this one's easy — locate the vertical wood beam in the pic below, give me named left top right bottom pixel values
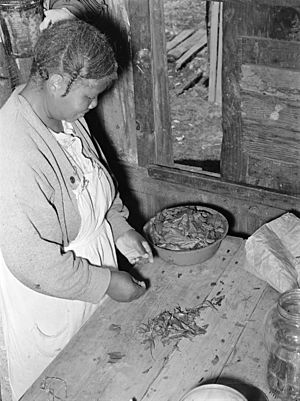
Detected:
left=150, top=0, right=173, bottom=165
left=127, top=0, right=155, bottom=166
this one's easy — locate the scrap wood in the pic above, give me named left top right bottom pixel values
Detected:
left=176, top=69, right=206, bottom=95
left=166, top=28, right=195, bottom=52
left=176, top=35, right=207, bottom=70
left=168, top=28, right=207, bottom=61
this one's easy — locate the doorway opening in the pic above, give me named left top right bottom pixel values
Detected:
left=163, top=0, right=223, bottom=174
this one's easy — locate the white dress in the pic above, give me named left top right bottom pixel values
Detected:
left=0, top=121, right=118, bottom=400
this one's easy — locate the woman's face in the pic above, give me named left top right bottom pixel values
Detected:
left=49, top=74, right=117, bottom=122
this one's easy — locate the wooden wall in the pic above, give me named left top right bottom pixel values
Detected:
left=221, top=2, right=300, bottom=194
left=111, top=163, right=298, bottom=237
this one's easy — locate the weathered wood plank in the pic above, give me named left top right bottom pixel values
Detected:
left=146, top=164, right=300, bottom=212
left=113, top=163, right=293, bottom=235
left=221, top=2, right=252, bottom=182
left=207, top=0, right=300, bottom=6
left=239, top=37, right=300, bottom=69
left=242, top=123, right=300, bottom=164
left=216, top=2, right=223, bottom=105
left=166, top=29, right=195, bottom=52
left=208, top=2, right=221, bottom=103
left=246, top=156, right=300, bottom=195
left=150, top=0, right=173, bottom=165
left=142, top=244, right=268, bottom=400
left=241, top=65, right=300, bottom=101
left=127, top=0, right=155, bottom=166
left=168, top=29, right=206, bottom=61
left=175, top=35, right=207, bottom=70
left=241, top=90, right=300, bottom=132
left=221, top=2, right=298, bottom=184
left=21, top=238, right=244, bottom=401
left=220, top=285, right=279, bottom=401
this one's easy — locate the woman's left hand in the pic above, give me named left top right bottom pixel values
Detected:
left=116, top=229, right=154, bottom=265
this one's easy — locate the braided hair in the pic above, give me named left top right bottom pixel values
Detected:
left=31, top=19, right=117, bottom=96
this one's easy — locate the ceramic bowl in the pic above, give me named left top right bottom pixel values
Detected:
left=143, top=205, right=228, bottom=266
left=179, top=384, right=248, bottom=401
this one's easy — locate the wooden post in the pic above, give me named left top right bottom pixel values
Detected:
left=208, top=1, right=223, bottom=104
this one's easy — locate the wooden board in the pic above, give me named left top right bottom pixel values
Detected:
left=220, top=285, right=279, bottom=401
left=221, top=1, right=300, bottom=194
left=166, top=29, right=195, bottom=52
left=140, top=244, right=268, bottom=401
left=21, top=237, right=245, bottom=401
left=242, top=124, right=300, bottom=164
left=175, top=34, right=207, bottom=70
left=239, top=36, right=300, bottom=69
left=168, top=29, right=207, bottom=61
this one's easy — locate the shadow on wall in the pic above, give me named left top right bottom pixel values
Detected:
left=85, top=11, right=132, bottom=77
left=85, top=11, right=150, bottom=234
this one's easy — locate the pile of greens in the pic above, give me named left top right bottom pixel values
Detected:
left=147, top=206, right=227, bottom=251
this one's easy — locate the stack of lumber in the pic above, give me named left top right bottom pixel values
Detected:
left=166, top=28, right=207, bottom=71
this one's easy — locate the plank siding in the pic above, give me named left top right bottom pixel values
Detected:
left=246, top=156, right=300, bottom=194
left=209, top=1, right=300, bottom=6
left=241, top=91, right=300, bottom=132
left=240, top=37, right=300, bottom=69
left=241, top=65, right=300, bottom=100
left=221, top=2, right=273, bottom=181
left=111, top=163, right=299, bottom=236
left=221, top=1, right=300, bottom=194
left=242, top=124, right=300, bottom=164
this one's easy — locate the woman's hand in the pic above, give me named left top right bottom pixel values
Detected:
left=106, top=270, right=146, bottom=302
left=40, top=8, right=76, bottom=31
left=115, top=229, right=154, bottom=265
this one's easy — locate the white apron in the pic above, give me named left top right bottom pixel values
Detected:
left=0, top=122, right=118, bottom=400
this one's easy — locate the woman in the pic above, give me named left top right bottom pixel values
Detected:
left=0, top=19, right=153, bottom=400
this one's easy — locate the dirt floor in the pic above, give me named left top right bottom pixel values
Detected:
left=163, top=0, right=223, bottom=172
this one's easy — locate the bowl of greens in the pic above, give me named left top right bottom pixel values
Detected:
left=143, top=205, right=228, bottom=266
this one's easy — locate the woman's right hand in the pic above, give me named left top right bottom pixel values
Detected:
left=106, top=270, right=146, bottom=302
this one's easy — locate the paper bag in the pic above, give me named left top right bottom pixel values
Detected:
left=244, top=213, right=300, bottom=293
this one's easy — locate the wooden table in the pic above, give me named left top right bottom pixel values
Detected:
left=21, top=236, right=279, bottom=401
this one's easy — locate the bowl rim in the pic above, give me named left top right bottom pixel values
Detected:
left=143, top=205, right=229, bottom=254
left=179, top=384, right=248, bottom=401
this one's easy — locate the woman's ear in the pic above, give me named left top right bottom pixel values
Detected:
left=47, top=73, right=65, bottom=96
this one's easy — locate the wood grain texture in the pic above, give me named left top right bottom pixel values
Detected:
left=246, top=156, right=300, bottom=194
left=113, top=163, right=289, bottom=235
left=146, top=164, right=299, bottom=212
left=142, top=244, right=268, bottom=401
left=166, top=29, right=195, bottom=52
left=207, top=0, right=300, bottom=6
left=242, top=124, right=300, bottom=164
left=241, top=91, right=300, bottom=132
left=220, top=285, right=279, bottom=401
left=21, top=237, right=244, bottom=401
left=221, top=2, right=248, bottom=181
left=127, top=0, right=155, bottom=166
left=241, top=65, right=300, bottom=100
left=168, top=29, right=206, bottom=60
left=221, top=1, right=300, bottom=194
left=150, top=0, right=173, bottom=165
left=239, top=37, right=300, bottom=69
